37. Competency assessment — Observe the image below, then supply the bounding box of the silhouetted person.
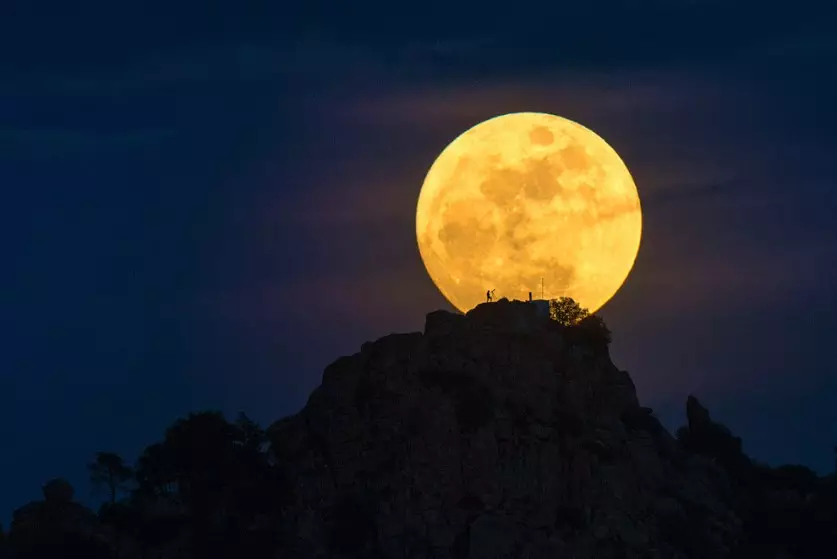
[487,290,491,302]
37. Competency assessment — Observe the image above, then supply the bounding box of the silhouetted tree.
[548,297,589,325]
[134,441,178,497]
[88,452,133,504]
[127,411,283,558]
[548,298,612,347]
[42,478,75,504]
[235,412,266,451]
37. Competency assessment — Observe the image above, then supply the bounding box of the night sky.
[3,1,837,521]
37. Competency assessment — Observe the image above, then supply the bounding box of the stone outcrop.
[268,300,742,558]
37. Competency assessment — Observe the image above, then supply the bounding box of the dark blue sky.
[3,1,837,520]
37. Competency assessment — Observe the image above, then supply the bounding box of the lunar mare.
[416,112,642,313]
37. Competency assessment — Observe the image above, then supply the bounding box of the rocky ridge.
[268,299,742,558]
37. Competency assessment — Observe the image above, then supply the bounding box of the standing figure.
[486,289,494,302]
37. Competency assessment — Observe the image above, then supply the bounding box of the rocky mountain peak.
[268,301,741,558]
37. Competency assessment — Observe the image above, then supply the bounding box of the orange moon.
[416,112,642,313]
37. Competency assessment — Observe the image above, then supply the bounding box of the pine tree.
[88,452,133,504]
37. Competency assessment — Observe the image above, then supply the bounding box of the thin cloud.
[0,127,175,155]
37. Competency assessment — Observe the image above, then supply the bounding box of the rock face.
[269,300,741,558]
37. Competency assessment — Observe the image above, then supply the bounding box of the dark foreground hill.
[2,300,835,558]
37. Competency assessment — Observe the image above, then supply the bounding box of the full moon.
[416,112,642,313]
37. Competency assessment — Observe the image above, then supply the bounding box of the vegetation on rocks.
[549,297,612,346]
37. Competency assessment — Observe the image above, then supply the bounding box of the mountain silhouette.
[2,299,835,558]
[269,299,740,558]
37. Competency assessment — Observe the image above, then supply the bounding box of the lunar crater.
[529,126,555,146]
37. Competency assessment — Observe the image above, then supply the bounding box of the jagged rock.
[686,395,712,431]
[268,301,741,558]
[680,395,751,484]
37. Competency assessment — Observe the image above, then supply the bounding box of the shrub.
[548,298,612,346]
[548,297,589,326]
[42,478,74,503]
